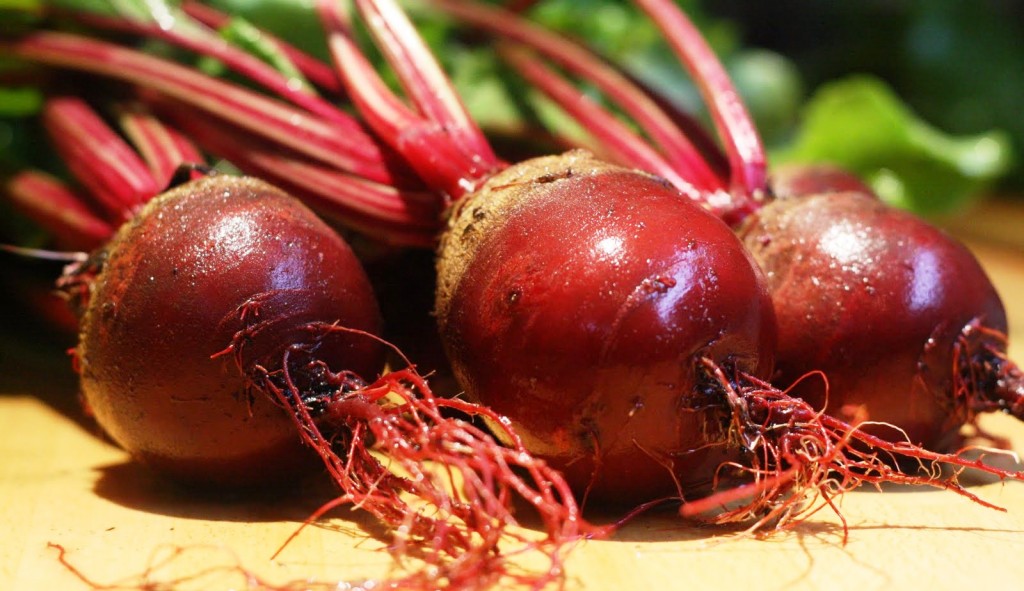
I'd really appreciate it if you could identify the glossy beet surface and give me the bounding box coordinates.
[769,163,875,200]
[436,152,776,503]
[739,191,1007,449]
[76,176,384,487]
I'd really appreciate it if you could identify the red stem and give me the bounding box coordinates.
[4,170,114,251]
[2,30,407,188]
[159,102,442,246]
[500,44,713,206]
[41,95,159,221]
[353,0,499,168]
[619,70,731,181]
[633,0,767,213]
[64,9,356,129]
[113,100,204,190]
[432,0,725,192]
[317,0,497,199]
[180,0,345,95]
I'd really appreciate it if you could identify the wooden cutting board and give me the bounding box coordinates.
[2,200,1023,591]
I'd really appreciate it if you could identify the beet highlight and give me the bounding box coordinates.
[12,0,1024,540]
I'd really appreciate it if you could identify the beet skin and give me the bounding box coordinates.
[75,176,384,487]
[740,190,1007,449]
[436,152,776,503]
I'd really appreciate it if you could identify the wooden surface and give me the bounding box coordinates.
[2,201,1024,591]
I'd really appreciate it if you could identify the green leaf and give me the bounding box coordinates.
[0,0,41,11]
[774,75,1014,214]
[197,14,313,93]
[0,87,43,117]
[727,49,804,147]
[204,0,328,60]
[46,0,179,24]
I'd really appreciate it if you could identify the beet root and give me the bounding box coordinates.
[71,175,384,487]
[436,151,777,503]
[739,189,1019,450]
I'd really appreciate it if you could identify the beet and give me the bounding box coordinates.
[73,175,384,487]
[436,152,775,501]
[738,190,1012,448]
[262,0,1024,523]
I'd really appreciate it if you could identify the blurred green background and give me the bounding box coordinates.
[710,0,1024,193]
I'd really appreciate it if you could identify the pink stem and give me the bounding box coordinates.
[433,0,725,192]
[41,96,159,221]
[501,45,709,203]
[621,71,731,180]
[352,0,499,168]
[163,105,441,247]
[3,31,407,187]
[64,9,356,129]
[180,0,345,95]
[4,170,114,250]
[634,0,767,205]
[113,101,204,190]
[317,0,495,199]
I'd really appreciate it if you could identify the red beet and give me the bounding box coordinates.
[209,0,1024,525]
[71,175,384,487]
[436,152,775,501]
[753,167,1020,447]
[738,189,1016,449]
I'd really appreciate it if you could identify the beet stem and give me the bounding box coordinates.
[113,100,204,191]
[352,0,499,168]
[2,30,403,186]
[41,95,160,220]
[180,0,346,95]
[633,0,767,204]
[498,44,707,202]
[4,170,113,251]
[159,104,442,245]
[432,0,726,193]
[317,0,499,199]
[62,8,358,130]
